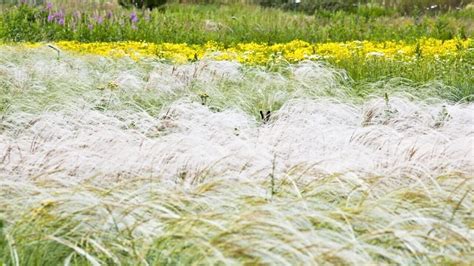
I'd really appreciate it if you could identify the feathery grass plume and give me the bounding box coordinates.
[0,46,473,265]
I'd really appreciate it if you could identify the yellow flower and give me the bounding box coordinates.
[3,38,471,65]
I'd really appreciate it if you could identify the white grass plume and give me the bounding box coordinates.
[0,47,473,265]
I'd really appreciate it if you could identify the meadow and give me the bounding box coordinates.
[1,2,473,44]
[0,1,473,265]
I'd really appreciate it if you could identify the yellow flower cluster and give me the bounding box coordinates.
[13,38,473,64]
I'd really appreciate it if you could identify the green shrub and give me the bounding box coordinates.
[384,0,468,15]
[118,0,167,9]
[261,0,364,14]
[258,0,471,15]
[356,4,397,18]
[0,2,46,42]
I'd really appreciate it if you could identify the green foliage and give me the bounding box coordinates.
[288,0,363,14]
[0,2,46,42]
[259,0,470,15]
[383,0,468,15]
[355,4,397,18]
[118,0,167,9]
[0,219,6,263]
[345,56,474,101]
[0,3,471,44]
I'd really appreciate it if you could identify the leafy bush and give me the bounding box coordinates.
[118,0,167,9]
[259,0,471,15]
[356,4,397,18]
[0,2,46,41]
[383,0,468,15]
[260,0,364,14]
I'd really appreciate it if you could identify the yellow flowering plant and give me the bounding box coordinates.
[8,38,472,65]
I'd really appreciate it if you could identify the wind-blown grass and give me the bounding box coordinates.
[0,47,473,265]
[0,44,471,118]
[1,172,472,264]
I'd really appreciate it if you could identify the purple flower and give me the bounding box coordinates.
[53,11,65,25]
[130,11,138,24]
[106,10,113,20]
[88,24,94,30]
[45,2,53,10]
[96,15,104,24]
[47,10,65,26]
[47,13,54,22]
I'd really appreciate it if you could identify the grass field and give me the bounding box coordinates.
[1,2,473,44]
[0,1,473,265]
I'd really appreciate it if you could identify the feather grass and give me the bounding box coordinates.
[0,47,473,265]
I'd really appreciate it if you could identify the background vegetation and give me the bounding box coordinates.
[0,1,472,44]
[261,0,471,15]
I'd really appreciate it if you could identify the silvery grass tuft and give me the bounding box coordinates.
[0,47,473,265]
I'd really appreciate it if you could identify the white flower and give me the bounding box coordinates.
[366,51,385,57]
